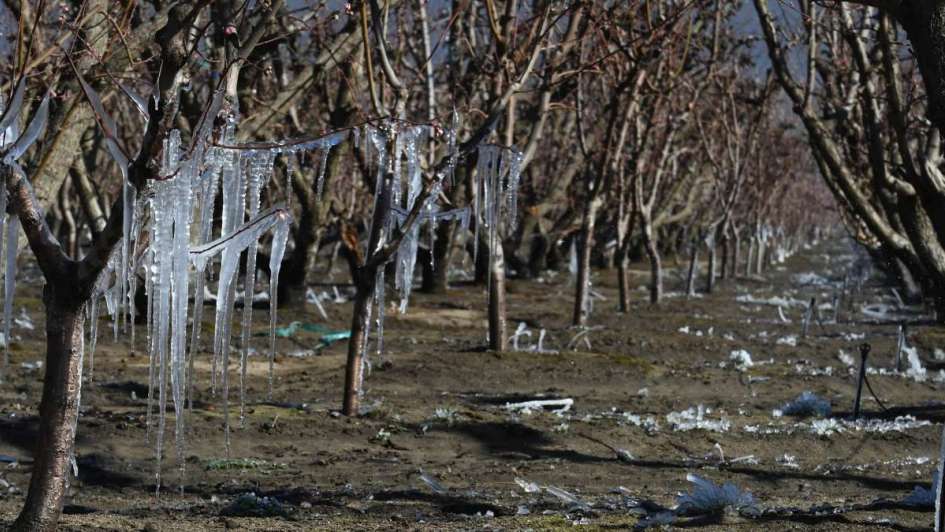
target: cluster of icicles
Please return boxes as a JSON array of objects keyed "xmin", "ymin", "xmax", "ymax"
[
  {"xmin": 0, "ymin": 78, "xmax": 525, "ymax": 491},
  {"xmin": 352, "ymin": 129, "xmax": 524, "ymax": 405},
  {"xmin": 0, "ymin": 79, "xmax": 52, "ymax": 378}
]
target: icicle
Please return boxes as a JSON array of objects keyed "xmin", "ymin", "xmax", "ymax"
[
  {"xmin": 0, "ymin": 186, "xmax": 6, "ymax": 378},
  {"xmin": 188, "ymin": 144, "xmax": 224, "ymax": 410},
  {"xmin": 3, "ymin": 91, "xmax": 49, "ymax": 163},
  {"xmin": 170, "ymin": 158, "xmax": 194, "ymax": 490},
  {"xmin": 267, "ymin": 215, "xmax": 290, "ymax": 400},
  {"xmin": 395, "ymin": 127, "xmax": 424, "ymax": 312},
  {"xmin": 0, "ymin": 77, "xmax": 26, "ymax": 135},
  {"xmin": 315, "ymin": 144, "xmax": 330, "ymax": 198},
  {"xmin": 119, "ymin": 83, "xmax": 149, "ymax": 119},
  {"xmin": 211, "ymin": 143, "xmax": 246, "ymax": 456},
  {"xmin": 88, "ymin": 297, "xmax": 99, "ymax": 382},
  {"xmin": 374, "ymin": 267, "xmax": 386, "ymax": 360},
  {"xmin": 239, "ymin": 150, "xmax": 274, "ymax": 426},
  {"xmin": 505, "ymin": 151, "xmax": 523, "ymax": 231},
  {"xmin": 3, "ymin": 215, "xmax": 18, "ymax": 363}
]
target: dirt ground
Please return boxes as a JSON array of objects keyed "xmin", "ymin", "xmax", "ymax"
[{"xmin": 1, "ymin": 238, "xmax": 944, "ymax": 531}]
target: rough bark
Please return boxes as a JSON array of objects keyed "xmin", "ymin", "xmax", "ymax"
[
  {"xmin": 572, "ymin": 202, "xmax": 598, "ymax": 326},
  {"xmin": 342, "ymin": 268, "xmax": 375, "ymax": 417},
  {"xmin": 686, "ymin": 238, "xmax": 699, "ymax": 297},
  {"xmin": 641, "ymin": 219, "xmax": 662, "ymax": 304},
  {"xmin": 488, "ymin": 242, "xmax": 508, "ymax": 350},
  {"xmin": 617, "ymin": 255, "xmax": 632, "ymax": 312},
  {"xmin": 12, "ymin": 283, "xmax": 86, "ymax": 532}
]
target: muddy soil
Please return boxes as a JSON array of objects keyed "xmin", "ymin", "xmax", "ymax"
[{"xmin": 1, "ymin": 238, "xmax": 943, "ymax": 531}]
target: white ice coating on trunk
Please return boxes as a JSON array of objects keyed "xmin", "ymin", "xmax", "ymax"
[{"xmin": 3, "ymin": 215, "xmax": 18, "ymax": 360}]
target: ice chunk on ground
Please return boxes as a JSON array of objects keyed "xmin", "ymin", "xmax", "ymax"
[
  {"xmin": 903, "ymin": 345, "xmax": 927, "ymax": 382},
  {"xmin": 675, "ymin": 474, "xmax": 755, "ymax": 515},
  {"xmin": 505, "ymin": 398, "xmax": 573, "ymax": 415},
  {"xmin": 837, "ymin": 350, "xmax": 855, "ymax": 367},
  {"xmin": 729, "ymin": 350, "xmax": 753, "ymax": 371},
  {"xmin": 776, "ymin": 391, "xmax": 831, "ymax": 418},
  {"xmin": 515, "ymin": 478, "xmax": 540, "ymax": 493},
  {"xmin": 776, "ymin": 335, "xmax": 797, "ymax": 347}
]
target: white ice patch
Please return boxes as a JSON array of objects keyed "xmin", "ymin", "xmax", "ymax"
[
  {"xmin": 666, "ymin": 405, "xmax": 730, "ymax": 432},
  {"xmin": 736, "ymin": 294, "xmax": 806, "ymax": 308},
  {"xmin": 903, "ymin": 346, "xmax": 927, "ymax": 382},
  {"xmin": 729, "ymin": 350, "xmax": 753, "ymax": 371},
  {"xmin": 505, "ymin": 398, "xmax": 573, "ymax": 416},
  {"xmin": 622, "ymin": 412, "xmax": 660, "ymax": 433},
  {"xmin": 776, "ymin": 335, "xmax": 797, "ymax": 347},
  {"xmin": 792, "ymin": 272, "xmax": 829, "ymax": 286},
  {"xmin": 837, "ymin": 350, "xmax": 856, "ymax": 368}
]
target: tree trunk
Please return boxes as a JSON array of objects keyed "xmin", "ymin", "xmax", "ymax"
[
  {"xmin": 488, "ymin": 243, "xmax": 507, "ymax": 350},
  {"xmin": 13, "ymin": 284, "xmax": 86, "ymax": 532},
  {"xmin": 617, "ymin": 255, "xmax": 631, "ymax": 312},
  {"xmin": 342, "ymin": 267, "xmax": 376, "ymax": 417},
  {"xmin": 706, "ymin": 239, "xmax": 717, "ymax": 294},
  {"xmin": 720, "ymin": 232, "xmax": 730, "ymax": 281},
  {"xmin": 732, "ymin": 232, "xmax": 741, "ymax": 278},
  {"xmin": 572, "ymin": 203, "xmax": 597, "ymax": 326},
  {"xmin": 421, "ymin": 219, "xmax": 454, "ymax": 294},
  {"xmin": 642, "ymin": 220, "xmax": 662, "ymax": 304},
  {"xmin": 527, "ymin": 226, "xmax": 549, "ymax": 277},
  {"xmin": 755, "ymin": 236, "xmax": 765, "ymax": 275},
  {"xmin": 745, "ymin": 237, "xmax": 754, "ymax": 277},
  {"xmin": 686, "ymin": 239, "xmax": 698, "ymax": 297}
]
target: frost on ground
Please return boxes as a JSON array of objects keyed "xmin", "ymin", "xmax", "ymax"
[
  {"xmin": 747, "ymin": 416, "xmax": 933, "ymax": 437},
  {"xmin": 621, "ymin": 411, "xmax": 660, "ymax": 433},
  {"xmin": 666, "ymin": 405, "xmax": 730, "ymax": 432},
  {"xmin": 735, "ymin": 294, "xmax": 807, "ymax": 307}
]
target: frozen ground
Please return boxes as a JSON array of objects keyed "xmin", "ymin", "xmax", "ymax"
[{"xmin": 1, "ymin": 238, "xmax": 943, "ymax": 530}]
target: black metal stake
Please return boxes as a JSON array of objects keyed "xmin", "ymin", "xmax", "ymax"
[{"xmin": 853, "ymin": 343, "xmax": 870, "ymax": 421}]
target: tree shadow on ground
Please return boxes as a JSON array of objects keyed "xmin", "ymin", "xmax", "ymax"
[
  {"xmin": 833, "ymin": 402, "xmax": 945, "ymax": 423},
  {"xmin": 431, "ymin": 420, "xmax": 605, "ymax": 463}
]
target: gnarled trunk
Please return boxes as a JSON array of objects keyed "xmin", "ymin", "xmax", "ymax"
[
  {"xmin": 342, "ymin": 267, "xmax": 376, "ymax": 417},
  {"xmin": 13, "ymin": 284, "xmax": 86, "ymax": 532}
]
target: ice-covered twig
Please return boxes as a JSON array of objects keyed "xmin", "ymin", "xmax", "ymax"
[{"xmin": 505, "ymin": 398, "xmax": 573, "ymax": 415}]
